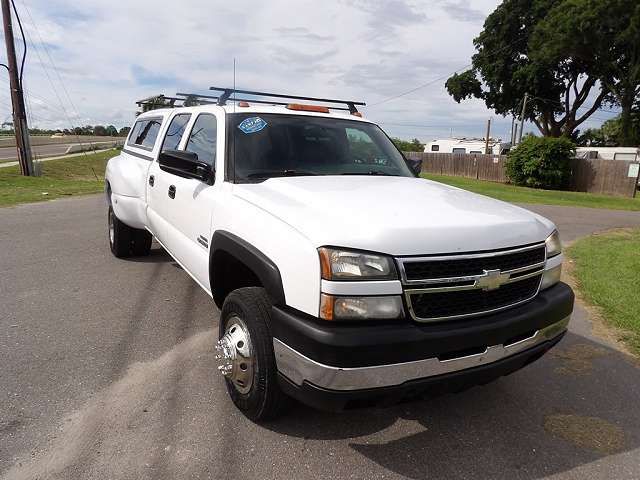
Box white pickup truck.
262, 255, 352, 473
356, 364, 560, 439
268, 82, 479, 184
105, 88, 574, 421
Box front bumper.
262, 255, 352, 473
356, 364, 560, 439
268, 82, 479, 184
270, 282, 574, 410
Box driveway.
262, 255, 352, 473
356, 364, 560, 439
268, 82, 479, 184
1, 195, 640, 480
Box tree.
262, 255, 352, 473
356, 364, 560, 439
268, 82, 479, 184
532, 0, 640, 146
445, 0, 609, 138
118, 126, 131, 137
577, 113, 640, 146
392, 138, 424, 152
506, 136, 575, 188
105, 125, 118, 137
93, 125, 107, 136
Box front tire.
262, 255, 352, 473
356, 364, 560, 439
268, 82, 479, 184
217, 287, 290, 421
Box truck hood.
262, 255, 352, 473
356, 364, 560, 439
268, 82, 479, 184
232, 176, 555, 256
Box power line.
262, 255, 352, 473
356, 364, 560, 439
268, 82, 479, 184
19, 0, 83, 122
368, 66, 471, 108
9, 0, 25, 85
368, 37, 529, 109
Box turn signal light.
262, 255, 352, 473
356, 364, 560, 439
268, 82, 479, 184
238, 101, 250, 107
286, 103, 330, 113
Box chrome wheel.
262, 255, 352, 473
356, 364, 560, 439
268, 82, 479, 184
215, 316, 254, 394
108, 208, 114, 245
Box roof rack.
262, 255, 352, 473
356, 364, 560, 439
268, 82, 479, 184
208, 87, 365, 113
136, 89, 366, 114
135, 94, 216, 113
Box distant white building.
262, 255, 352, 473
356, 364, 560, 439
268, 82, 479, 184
424, 137, 511, 155
575, 146, 639, 162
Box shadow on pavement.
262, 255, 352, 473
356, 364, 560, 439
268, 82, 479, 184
265, 331, 640, 479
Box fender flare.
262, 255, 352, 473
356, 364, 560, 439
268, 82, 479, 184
210, 230, 286, 306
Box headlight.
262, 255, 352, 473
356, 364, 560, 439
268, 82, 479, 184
320, 294, 404, 321
541, 264, 562, 290
545, 230, 562, 258
318, 248, 396, 280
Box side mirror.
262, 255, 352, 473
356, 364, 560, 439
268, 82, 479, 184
405, 158, 423, 177
158, 150, 213, 183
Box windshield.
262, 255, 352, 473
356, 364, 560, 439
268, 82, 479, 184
229, 113, 413, 181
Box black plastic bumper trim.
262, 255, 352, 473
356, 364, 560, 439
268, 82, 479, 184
277, 332, 565, 412
271, 282, 573, 368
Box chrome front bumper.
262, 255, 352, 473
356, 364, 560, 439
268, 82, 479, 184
274, 315, 570, 391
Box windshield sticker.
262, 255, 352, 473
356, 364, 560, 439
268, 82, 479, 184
238, 117, 267, 134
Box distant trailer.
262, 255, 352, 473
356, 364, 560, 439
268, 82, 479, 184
576, 146, 639, 162
424, 137, 511, 155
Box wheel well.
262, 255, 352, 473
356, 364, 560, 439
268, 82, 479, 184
211, 250, 263, 307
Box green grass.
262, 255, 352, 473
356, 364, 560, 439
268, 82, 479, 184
568, 229, 640, 354
422, 173, 640, 211
0, 149, 119, 207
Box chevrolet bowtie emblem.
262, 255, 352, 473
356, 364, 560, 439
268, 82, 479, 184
475, 269, 510, 291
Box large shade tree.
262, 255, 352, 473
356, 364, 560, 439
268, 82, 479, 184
532, 0, 640, 146
445, 0, 637, 139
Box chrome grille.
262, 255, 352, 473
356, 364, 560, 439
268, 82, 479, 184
398, 244, 546, 322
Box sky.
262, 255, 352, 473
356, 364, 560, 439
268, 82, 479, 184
0, 0, 620, 143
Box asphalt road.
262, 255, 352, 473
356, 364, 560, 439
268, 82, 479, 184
2, 195, 640, 480
0, 143, 75, 161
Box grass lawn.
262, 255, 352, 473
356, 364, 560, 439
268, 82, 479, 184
422, 173, 640, 211
568, 229, 640, 354
0, 149, 119, 207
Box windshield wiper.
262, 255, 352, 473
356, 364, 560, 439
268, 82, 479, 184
245, 170, 317, 179
341, 171, 398, 176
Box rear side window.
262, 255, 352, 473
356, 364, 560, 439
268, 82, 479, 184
452, 147, 466, 154
431, 144, 439, 151
161, 114, 191, 152
185, 114, 217, 166
127, 118, 162, 150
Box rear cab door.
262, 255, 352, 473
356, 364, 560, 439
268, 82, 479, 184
145, 112, 191, 245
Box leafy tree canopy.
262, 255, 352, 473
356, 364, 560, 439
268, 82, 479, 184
446, 0, 640, 140
392, 138, 424, 152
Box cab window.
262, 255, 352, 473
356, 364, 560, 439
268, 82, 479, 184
161, 114, 191, 152
127, 117, 162, 150
185, 114, 217, 166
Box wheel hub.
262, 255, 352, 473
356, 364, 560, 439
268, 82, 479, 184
215, 316, 254, 394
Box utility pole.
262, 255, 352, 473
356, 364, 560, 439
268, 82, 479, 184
517, 93, 529, 145
510, 116, 516, 145
1, 0, 33, 176
484, 118, 491, 154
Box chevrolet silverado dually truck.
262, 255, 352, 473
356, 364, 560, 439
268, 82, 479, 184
105, 88, 574, 421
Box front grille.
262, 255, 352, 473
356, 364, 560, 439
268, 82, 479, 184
409, 274, 541, 320
398, 244, 546, 322
403, 246, 545, 281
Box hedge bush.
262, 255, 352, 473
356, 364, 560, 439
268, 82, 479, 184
505, 136, 575, 189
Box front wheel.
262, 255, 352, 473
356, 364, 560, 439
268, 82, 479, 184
216, 287, 290, 421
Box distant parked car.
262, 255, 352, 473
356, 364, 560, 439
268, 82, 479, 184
50, 133, 65, 138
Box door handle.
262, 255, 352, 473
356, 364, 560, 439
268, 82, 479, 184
148, 175, 154, 187
168, 185, 176, 199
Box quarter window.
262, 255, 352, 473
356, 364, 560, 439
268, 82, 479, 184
185, 114, 217, 166
161, 114, 192, 152
431, 144, 440, 151
127, 118, 162, 150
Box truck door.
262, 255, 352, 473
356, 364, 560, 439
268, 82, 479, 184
147, 113, 192, 247
161, 112, 222, 291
